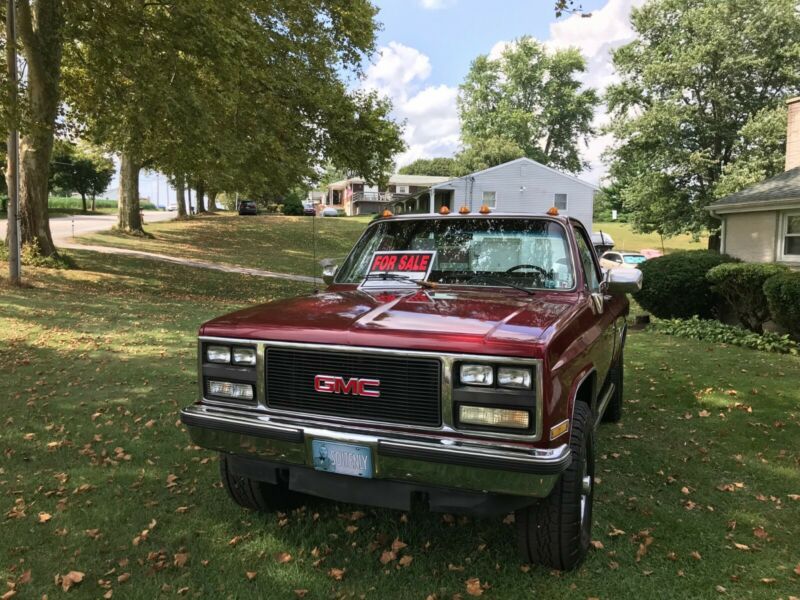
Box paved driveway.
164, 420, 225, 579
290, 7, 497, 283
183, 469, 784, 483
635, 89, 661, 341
0, 210, 174, 244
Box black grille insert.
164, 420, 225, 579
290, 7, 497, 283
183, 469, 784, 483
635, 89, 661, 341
265, 347, 442, 427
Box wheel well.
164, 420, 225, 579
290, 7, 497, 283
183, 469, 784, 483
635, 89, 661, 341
574, 371, 596, 414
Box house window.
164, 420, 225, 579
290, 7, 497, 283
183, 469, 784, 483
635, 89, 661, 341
482, 191, 497, 208
783, 212, 800, 258
554, 193, 568, 211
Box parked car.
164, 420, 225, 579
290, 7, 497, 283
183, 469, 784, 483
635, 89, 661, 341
303, 201, 316, 216
238, 200, 258, 215
591, 231, 615, 254
181, 211, 642, 570
600, 251, 647, 270
321, 206, 338, 217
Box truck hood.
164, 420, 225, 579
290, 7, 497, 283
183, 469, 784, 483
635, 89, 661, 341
202, 287, 579, 356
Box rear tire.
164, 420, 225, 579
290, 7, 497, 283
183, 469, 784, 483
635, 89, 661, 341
515, 402, 595, 570
602, 349, 624, 423
219, 453, 303, 512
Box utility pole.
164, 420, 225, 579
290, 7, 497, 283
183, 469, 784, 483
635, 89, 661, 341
5, 0, 21, 285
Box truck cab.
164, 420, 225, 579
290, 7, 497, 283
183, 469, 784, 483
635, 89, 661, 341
181, 210, 641, 569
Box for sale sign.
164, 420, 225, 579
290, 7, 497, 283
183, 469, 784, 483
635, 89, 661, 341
360, 250, 436, 289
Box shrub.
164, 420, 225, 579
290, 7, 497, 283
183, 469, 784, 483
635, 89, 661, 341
763, 271, 800, 338
706, 262, 789, 333
654, 316, 798, 355
281, 190, 305, 216
633, 250, 739, 319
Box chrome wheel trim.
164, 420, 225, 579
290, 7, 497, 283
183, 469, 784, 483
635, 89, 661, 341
580, 462, 592, 527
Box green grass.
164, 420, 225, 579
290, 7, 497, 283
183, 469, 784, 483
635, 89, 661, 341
80, 213, 372, 277
0, 196, 157, 219
1, 251, 799, 598
593, 222, 708, 253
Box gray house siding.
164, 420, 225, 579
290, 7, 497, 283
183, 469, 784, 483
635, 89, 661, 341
430, 158, 597, 231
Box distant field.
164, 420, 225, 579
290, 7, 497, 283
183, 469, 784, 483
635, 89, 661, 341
1, 196, 156, 219
593, 222, 708, 253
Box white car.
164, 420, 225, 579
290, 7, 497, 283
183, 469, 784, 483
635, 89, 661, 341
600, 251, 647, 270
321, 206, 339, 217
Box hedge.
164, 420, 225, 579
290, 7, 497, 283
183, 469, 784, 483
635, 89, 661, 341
763, 271, 800, 338
706, 262, 789, 333
654, 316, 799, 355
633, 250, 739, 319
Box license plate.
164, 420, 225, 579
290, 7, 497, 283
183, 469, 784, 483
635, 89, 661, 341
311, 440, 373, 478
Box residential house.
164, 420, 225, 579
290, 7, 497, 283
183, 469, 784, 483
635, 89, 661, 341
393, 157, 598, 230
707, 97, 800, 266
324, 174, 450, 216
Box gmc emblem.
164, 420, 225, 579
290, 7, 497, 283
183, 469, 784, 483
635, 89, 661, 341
314, 374, 380, 398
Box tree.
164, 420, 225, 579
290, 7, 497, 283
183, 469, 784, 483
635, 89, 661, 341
458, 36, 598, 174
606, 0, 800, 238
399, 157, 461, 177
50, 141, 114, 211
457, 137, 525, 174
281, 189, 304, 216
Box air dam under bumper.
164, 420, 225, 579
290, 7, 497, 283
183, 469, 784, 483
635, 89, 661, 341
181, 405, 571, 514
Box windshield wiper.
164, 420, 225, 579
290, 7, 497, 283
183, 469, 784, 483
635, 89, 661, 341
363, 272, 438, 289
463, 274, 535, 296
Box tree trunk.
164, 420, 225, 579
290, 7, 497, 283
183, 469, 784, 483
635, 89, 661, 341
80, 192, 87, 212
187, 186, 193, 214
176, 177, 187, 218
118, 151, 143, 234
195, 181, 206, 213
15, 0, 64, 258
206, 190, 216, 212
91, 194, 96, 211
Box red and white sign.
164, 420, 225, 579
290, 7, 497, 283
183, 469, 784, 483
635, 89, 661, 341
314, 374, 381, 398
361, 250, 436, 289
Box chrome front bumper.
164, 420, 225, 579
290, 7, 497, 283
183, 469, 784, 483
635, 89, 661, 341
181, 404, 571, 498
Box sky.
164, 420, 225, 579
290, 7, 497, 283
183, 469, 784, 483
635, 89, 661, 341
118, 0, 644, 206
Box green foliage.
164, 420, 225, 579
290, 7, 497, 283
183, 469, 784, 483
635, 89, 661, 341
0, 240, 75, 269
458, 36, 598, 174
606, 0, 800, 237
763, 271, 800, 337
654, 316, 799, 355
50, 140, 115, 208
398, 157, 462, 177
706, 262, 789, 332
633, 250, 738, 319
281, 190, 305, 216
457, 137, 526, 174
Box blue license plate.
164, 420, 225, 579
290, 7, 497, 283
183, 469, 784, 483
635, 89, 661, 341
311, 440, 373, 478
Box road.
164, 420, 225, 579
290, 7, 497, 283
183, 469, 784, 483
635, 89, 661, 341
0, 210, 174, 244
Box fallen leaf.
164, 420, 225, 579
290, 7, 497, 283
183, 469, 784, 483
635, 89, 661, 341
117, 573, 130, 583
448, 564, 465, 572
293, 590, 309, 598
732, 542, 750, 551
715, 585, 726, 593
502, 513, 515, 525
275, 552, 292, 564
38, 512, 52, 524
228, 536, 243, 547
752, 527, 768, 540
379, 550, 396, 565
698, 410, 711, 418
590, 540, 604, 550
793, 563, 800, 576
465, 578, 483, 597
690, 551, 702, 560
328, 568, 345, 581
245, 571, 257, 581
391, 538, 407, 552
399, 555, 413, 567
760, 578, 776, 584
174, 553, 189, 568
59, 571, 85, 592
608, 526, 626, 537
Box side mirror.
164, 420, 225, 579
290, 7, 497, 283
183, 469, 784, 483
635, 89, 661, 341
320, 259, 338, 285
604, 268, 643, 295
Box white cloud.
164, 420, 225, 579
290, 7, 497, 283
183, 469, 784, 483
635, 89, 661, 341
363, 43, 461, 169
418, 0, 456, 9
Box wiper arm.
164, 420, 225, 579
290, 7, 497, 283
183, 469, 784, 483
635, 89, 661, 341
363, 272, 438, 289
464, 274, 535, 295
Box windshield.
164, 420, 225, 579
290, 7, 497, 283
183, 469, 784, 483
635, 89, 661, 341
336, 217, 575, 290
623, 255, 646, 265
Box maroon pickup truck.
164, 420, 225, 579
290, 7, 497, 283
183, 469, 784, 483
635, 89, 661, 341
181, 210, 642, 569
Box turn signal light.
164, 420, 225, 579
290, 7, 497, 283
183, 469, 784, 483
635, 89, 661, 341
439, 205, 451, 215
549, 419, 569, 440
381, 209, 393, 218
459, 206, 470, 214
547, 206, 559, 216
459, 405, 530, 429
479, 205, 491, 214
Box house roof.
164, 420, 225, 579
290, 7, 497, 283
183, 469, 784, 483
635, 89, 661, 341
708, 166, 800, 212
430, 157, 600, 191
326, 174, 450, 190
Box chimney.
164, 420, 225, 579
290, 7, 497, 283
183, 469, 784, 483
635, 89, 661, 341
787, 96, 800, 171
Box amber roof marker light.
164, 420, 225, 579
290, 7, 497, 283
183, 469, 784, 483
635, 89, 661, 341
479, 205, 491, 214
439, 205, 451, 215
546, 206, 559, 216
381, 209, 394, 218
459, 206, 471, 214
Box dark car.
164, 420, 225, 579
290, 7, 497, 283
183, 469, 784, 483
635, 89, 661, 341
238, 200, 258, 215
181, 209, 642, 570
303, 202, 316, 216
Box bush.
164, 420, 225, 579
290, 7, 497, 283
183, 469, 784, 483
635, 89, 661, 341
654, 316, 798, 355
763, 271, 800, 338
706, 262, 789, 333
633, 250, 739, 319
281, 191, 304, 216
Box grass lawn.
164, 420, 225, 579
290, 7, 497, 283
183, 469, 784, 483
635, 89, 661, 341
0, 197, 158, 220
1, 251, 799, 599
80, 213, 372, 277
593, 221, 708, 253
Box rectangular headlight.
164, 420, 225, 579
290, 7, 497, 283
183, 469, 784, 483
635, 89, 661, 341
232, 347, 256, 366
459, 405, 530, 429
208, 380, 254, 401
497, 367, 532, 389
206, 345, 231, 363
460, 364, 494, 386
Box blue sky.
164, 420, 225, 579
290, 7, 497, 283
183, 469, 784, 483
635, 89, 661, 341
124, 0, 643, 206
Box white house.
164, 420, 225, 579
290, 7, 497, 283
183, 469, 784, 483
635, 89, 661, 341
397, 157, 599, 230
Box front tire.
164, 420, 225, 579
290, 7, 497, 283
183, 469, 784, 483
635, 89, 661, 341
219, 453, 303, 512
516, 402, 595, 570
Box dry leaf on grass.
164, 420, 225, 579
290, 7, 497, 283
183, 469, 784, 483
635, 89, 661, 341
245, 571, 257, 581
465, 577, 484, 597
58, 571, 85, 592
328, 568, 345, 580
275, 552, 292, 564
398, 555, 413, 567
